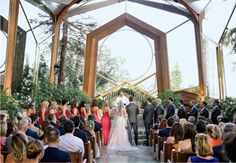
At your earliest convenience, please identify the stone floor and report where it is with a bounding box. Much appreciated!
[96,145,157,163]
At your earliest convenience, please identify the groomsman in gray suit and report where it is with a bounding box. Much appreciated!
[143,98,154,146]
[126,96,139,145]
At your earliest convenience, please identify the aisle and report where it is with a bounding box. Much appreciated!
[97,145,157,163]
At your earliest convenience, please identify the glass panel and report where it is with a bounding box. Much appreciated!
[167,21,199,91]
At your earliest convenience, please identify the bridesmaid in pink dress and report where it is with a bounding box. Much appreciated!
[91,99,100,122]
[101,101,111,145]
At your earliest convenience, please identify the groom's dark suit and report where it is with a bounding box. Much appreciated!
[126,102,139,145]
[143,102,154,146]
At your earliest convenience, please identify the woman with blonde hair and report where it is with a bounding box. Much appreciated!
[39,101,49,125]
[5,133,28,163]
[25,139,44,163]
[206,124,222,150]
[187,133,219,162]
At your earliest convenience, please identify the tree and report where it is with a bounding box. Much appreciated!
[170,63,183,91]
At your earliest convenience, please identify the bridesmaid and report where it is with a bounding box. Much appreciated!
[91,99,100,122]
[71,101,80,117]
[101,101,111,145]
[79,100,87,120]
[39,101,49,125]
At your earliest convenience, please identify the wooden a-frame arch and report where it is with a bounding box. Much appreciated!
[83,13,170,98]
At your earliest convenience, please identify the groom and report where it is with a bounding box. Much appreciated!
[126,96,139,145]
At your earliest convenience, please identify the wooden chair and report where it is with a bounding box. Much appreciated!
[149,129,153,147]
[88,136,96,159]
[70,151,86,163]
[153,131,159,152]
[170,149,195,163]
[84,141,93,163]
[95,131,101,150]
[160,141,174,162]
[156,136,167,160]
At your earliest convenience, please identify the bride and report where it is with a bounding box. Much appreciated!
[107,100,139,151]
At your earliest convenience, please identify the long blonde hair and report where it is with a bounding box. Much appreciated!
[195,133,213,157]
[11,133,27,162]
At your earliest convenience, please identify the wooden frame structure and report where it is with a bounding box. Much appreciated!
[3,0,233,99]
[83,13,169,98]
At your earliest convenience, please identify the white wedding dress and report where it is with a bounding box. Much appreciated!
[107,107,139,151]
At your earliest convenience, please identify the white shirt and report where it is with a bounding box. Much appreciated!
[116,96,129,106]
[58,133,84,156]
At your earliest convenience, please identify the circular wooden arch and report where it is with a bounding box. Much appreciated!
[83,13,170,98]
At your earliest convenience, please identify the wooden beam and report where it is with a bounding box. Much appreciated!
[216,47,225,99]
[64,0,125,18]
[50,0,78,83]
[3,0,20,96]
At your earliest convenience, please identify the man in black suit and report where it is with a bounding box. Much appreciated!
[154,98,164,124]
[126,96,139,145]
[166,97,176,119]
[48,114,65,135]
[188,101,198,120]
[71,116,88,143]
[200,101,209,119]
[143,98,154,146]
[211,99,221,124]
[177,100,186,119]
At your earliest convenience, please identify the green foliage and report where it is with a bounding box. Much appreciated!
[170,63,183,91]
[0,91,22,119]
[220,97,236,119]
[223,27,236,53]
[158,89,180,108]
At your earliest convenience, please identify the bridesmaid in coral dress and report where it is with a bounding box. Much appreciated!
[101,101,111,145]
[91,99,100,122]
[79,100,87,120]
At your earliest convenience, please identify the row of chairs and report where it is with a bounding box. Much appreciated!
[149,129,195,163]
[2,131,102,163]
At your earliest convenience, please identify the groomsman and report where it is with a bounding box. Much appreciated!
[177,100,186,119]
[126,96,139,145]
[154,98,164,124]
[166,97,176,119]
[143,98,154,146]
[188,101,198,120]
[211,99,221,124]
[200,101,209,119]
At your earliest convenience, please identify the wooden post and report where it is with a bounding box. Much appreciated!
[216,46,225,99]
[3,0,20,96]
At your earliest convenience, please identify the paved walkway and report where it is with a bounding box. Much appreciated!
[96,145,157,163]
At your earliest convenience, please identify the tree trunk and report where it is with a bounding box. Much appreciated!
[58,22,68,85]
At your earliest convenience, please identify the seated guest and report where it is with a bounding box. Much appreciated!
[195,120,206,133]
[159,117,174,137]
[29,114,40,137]
[188,116,196,125]
[58,120,84,156]
[41,128,71,162]
[71,116,88,143]
[166,122,183,149]
[5,133,28,163]
[223,122,236,135]
[88,114,101,132]
[223,131,236,162]
[6,118,34,152]
[179,118,187,128]
[177,122,196,153]
[218,122,225,135]
[177,100,186,119]
[25,139,44,162]
[48,114,65,135]
[84,121,95,138]
[206,124,222,150]
[39,120,52,140]
[159,118,167,130]
[26,117,39,139]
[187,133,219,163]
[0,120,7,151]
